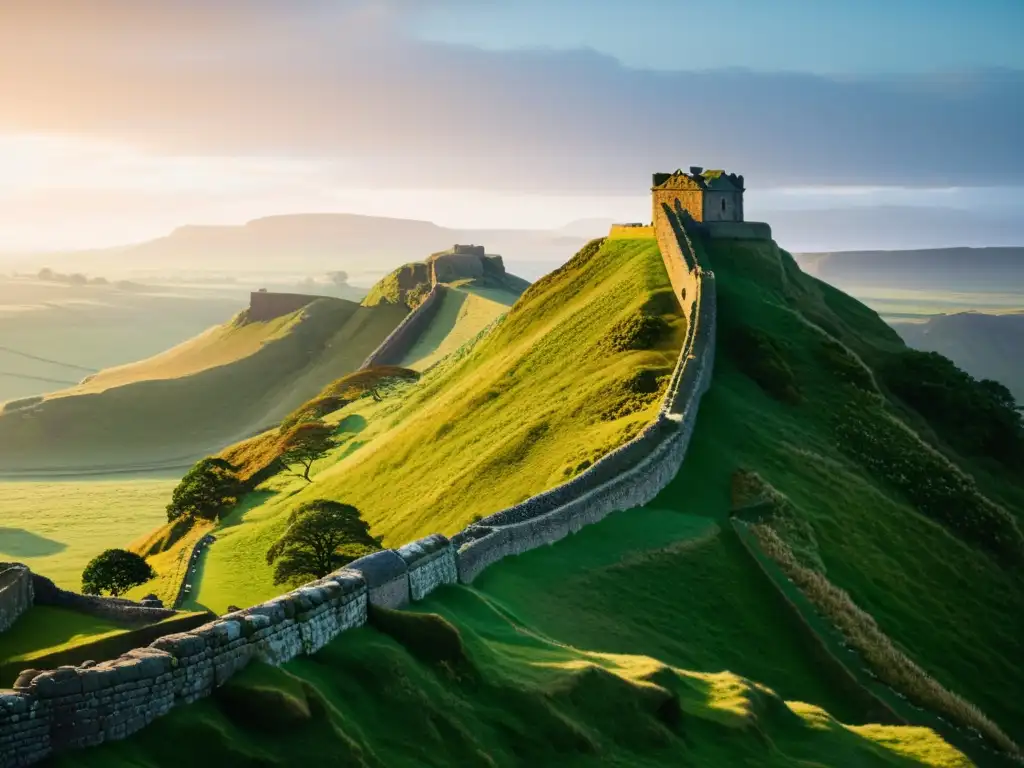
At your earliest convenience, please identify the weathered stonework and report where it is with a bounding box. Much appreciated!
[397,535,458,601]
[342,551,410,609]
[0,565,32,634]
[30,574,176,625]
[361,284,445,367]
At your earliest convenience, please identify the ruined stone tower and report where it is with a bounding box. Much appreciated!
[652,166,745,226]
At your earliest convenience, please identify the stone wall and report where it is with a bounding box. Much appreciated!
[30,574,176,625]
[361,283,445,367]
[247,292,321,322]
[0,535,460,767]
[0,565,33,634]
[0,209,717,767]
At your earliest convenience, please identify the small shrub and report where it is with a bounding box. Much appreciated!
[814,339,875,392]
[880,349,1024,469]
[833,402,1024,564]
[605,313,671,352]
[600,367,669,421]
[726,325,801,404]
[279,396,347,433]
[368,606,469,670]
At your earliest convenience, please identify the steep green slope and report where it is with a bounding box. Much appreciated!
[185,237,684,612]
[0,299,406,473]
[655,235,1024,754]
[398,283,521,371]
[48,228,1024,767]
[65,513,971,768]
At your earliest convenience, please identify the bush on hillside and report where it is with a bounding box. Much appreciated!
[166,457,243,523]
[725,325,801,404]
[277,420,337,482]
[833,401,1024,564]
[600,367,670,421]
[814,338,875,393]
[318,366,420,403]
[82,549,155,597]
[266,499,381,585]
[279,396,348,434]
[604,312,671,353]
[880,349,1024,469]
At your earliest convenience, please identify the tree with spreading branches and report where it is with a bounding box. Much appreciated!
[319,366,419,403]
[82,549,155,597]
[277,420,337,481]
[265,500,380,585]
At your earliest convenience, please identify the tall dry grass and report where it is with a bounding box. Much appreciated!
[752,522,1021,759]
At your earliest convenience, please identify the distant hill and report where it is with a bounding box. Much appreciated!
[767,205,1024,253]
[895,311,1024,402]
[0,297,406,474]
[9,213,590,285]
[793,246,1024,293]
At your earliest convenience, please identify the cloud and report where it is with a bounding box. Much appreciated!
[0,1,1021,193]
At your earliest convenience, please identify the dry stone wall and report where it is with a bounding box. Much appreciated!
[0,209,717,767]
[0,566,32,634]
[0,535,460,767]
[29,574,175,625]
[361,283,445,367]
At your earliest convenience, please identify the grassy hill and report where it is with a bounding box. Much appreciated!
[35,227,1024,766]
[67,513,975,766]
[398,283,522,371]
[0,298,406,474]
[184,236,684,612]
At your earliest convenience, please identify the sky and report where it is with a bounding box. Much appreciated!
[0,0,1022,251]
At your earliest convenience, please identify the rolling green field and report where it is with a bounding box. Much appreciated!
[69,510,972,767]
[184,237,685,613]
[0,298,406,473]
[0,478,174,590]
[0,606,131,668]
[180,230,1023,764]
[398,283,521,371]
[19,228,1023,766]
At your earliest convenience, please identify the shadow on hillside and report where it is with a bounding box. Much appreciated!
[0,528,67,558]
[218,491,280,531]
[336,414,367,435]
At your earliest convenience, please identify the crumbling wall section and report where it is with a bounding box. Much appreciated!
[361,284,445,367]
[0,565,33,634]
